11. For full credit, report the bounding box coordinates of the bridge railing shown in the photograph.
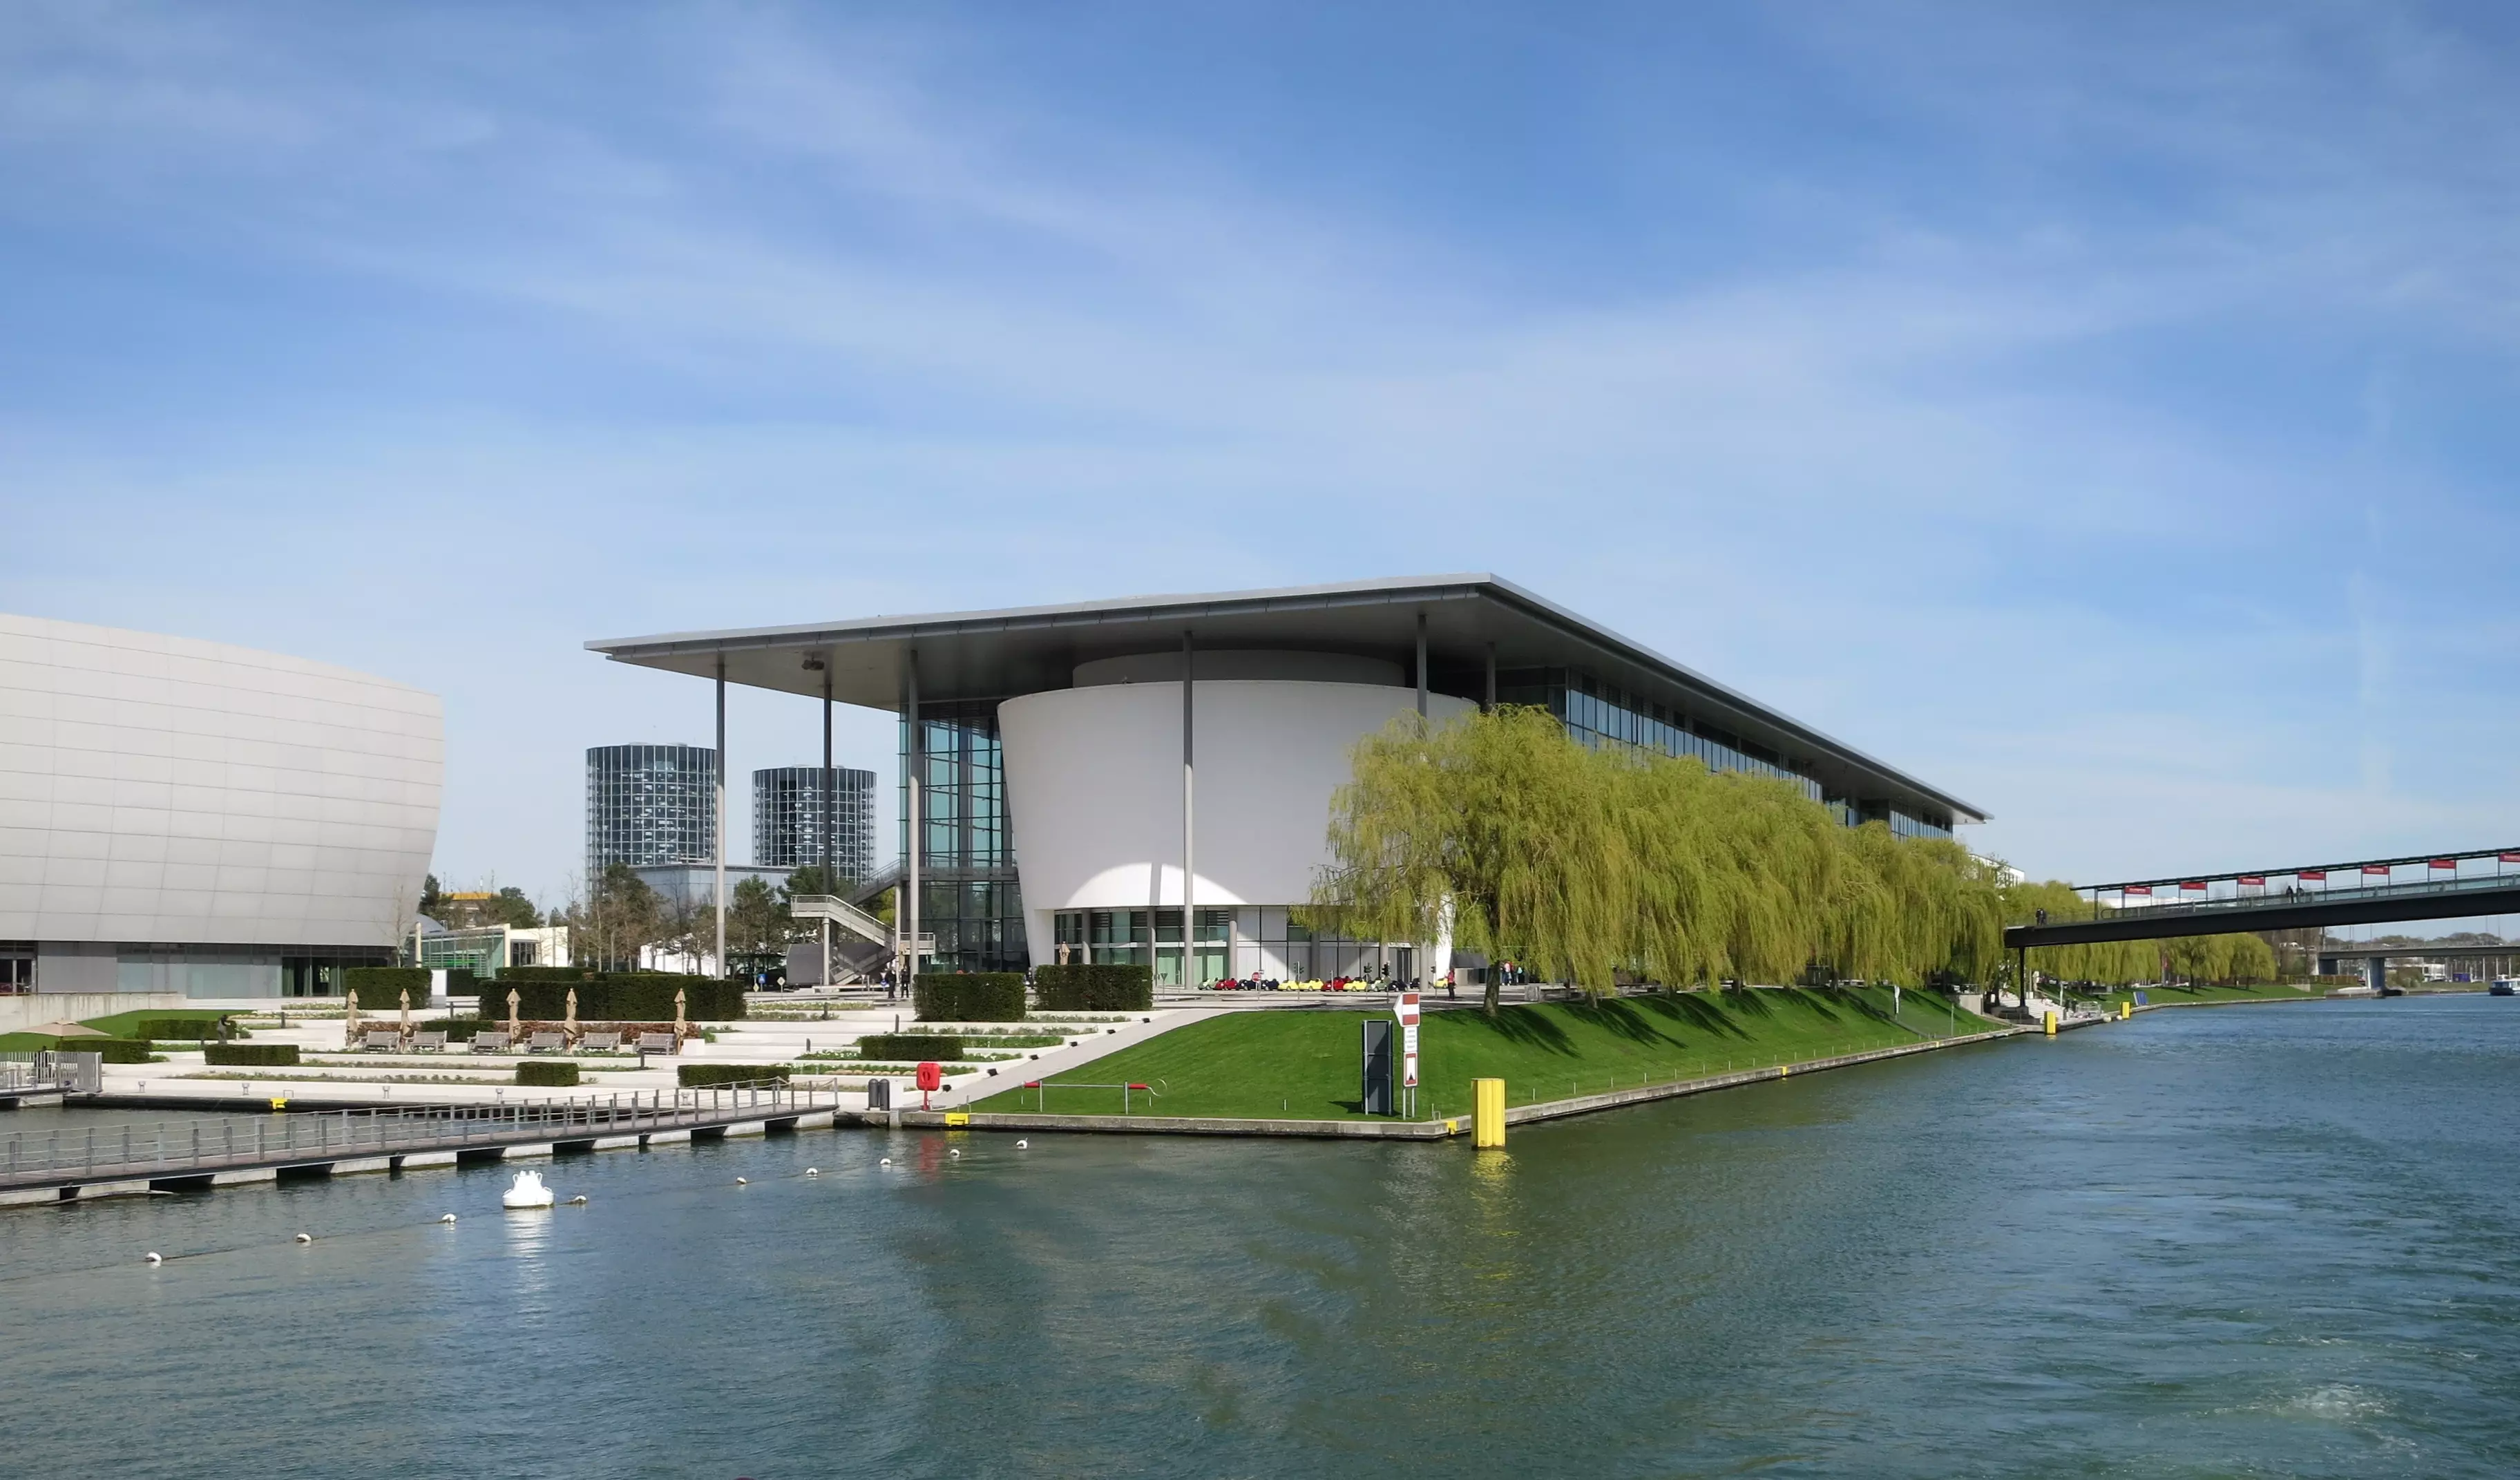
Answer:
[0,1079,837,1187]
[2041,869,2520,926]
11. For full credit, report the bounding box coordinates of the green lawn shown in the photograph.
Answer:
[2083,982,2327,1011]
[968,987,2009,1122]
[78,1007,238,1038]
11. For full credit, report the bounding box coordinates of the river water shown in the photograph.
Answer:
[3,995,2514,1478]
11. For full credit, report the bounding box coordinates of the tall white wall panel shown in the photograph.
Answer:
[999,680,1473,967]
[0,616,443,949]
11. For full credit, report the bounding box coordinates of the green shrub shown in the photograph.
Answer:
[515,1061,580,1088]
[490,976,748,1023]
[1033,963,1154,1012]
[417,1018,484,1042]
[206,1043,301,1067]
[857,1034,964,1061]
[345,967,430,1013]
[496,965,593,984]
[913,972,1027,1023]
[131,1017,233,1042]
[678,1063,792,1088]
[61,1038,156,1063]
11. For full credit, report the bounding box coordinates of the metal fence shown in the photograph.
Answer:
[0,1079,834,1188]
[0,1051,102,1096]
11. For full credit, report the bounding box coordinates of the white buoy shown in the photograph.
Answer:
[501,1170,554,1210]
[294,1233,312,1244]
[144,1251,162,1264]
[1016,1139,1029,1149]
[948,1148,961,1159]
[439,1213,457,1224]
[566,1195,587,1205]
[805,1168,819,1176]
[735,1176,749,1186]
[879,1156,892,1166]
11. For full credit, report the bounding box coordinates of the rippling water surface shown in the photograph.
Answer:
[4,995,2516,1477]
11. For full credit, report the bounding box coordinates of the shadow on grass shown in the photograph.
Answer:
[1449,1004,1582,1056]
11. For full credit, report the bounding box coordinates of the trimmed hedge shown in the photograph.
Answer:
[486,976,747,1023]
[417,1018,484,1042]
[59,1038,155,1063]
[345,967,430,1012]
[857,1034,964,1061]
[678,1063,792,1088]
[206,1043,301,1067]
[1033,962,1154,1012]
[496,965,592,983]
[131,1017,233,1042]
[516,1061,580,1088]
[913,972,1027,1023]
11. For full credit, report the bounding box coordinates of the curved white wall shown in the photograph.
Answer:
[0,615,443,958]
[998,679,1473,967]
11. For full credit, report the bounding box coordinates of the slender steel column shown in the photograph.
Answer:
[1182,629,1194,989]
[1416,612,1429,721]
[821,664,834,987]
[904,649,922,990]
[1485,641,1497,712]
[714,658,727,979]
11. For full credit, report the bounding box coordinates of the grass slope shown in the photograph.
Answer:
[2084,982,2327,1011]
[79,1007,236,1038]
[970,987,2008,1122]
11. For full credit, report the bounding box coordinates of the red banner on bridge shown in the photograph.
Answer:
[2236,875,2265,886]
[2362,864,2392,876]
[2502,853,2520,864]
[2181,880,2208,891]
[2123,884,2151,896]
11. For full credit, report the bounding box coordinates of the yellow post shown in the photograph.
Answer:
[2121,1000,2132,1021]
[2043,1009,2058,1036]
[1473,1077,1506,1148]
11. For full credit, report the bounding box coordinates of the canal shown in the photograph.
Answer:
[2,994,2514,1477]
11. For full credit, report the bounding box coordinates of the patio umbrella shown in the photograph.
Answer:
[399,987,412,1042]
[564,986,578,1045]
[506,987,522,1040]
[30,1021,106,1038]
[674,986,687,1043]
[345,992,363,1046]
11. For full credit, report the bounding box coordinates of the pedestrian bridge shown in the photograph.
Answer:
[0,1081,843,1205]
[2004,845,2520,950]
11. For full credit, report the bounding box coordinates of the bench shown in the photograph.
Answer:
[525,1032,566,1054]
[637,1032,679,1056]
[361,1029,402,1052]
[411,1031,448,1052]
[470,1030,513,1053]
[576,1031,622,1053]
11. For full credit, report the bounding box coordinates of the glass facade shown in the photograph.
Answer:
[1493,667,1954,837]
[753,765,877,882]
[586,743,718,879]
[1050,907,1413,987]
[902,701,1027,974]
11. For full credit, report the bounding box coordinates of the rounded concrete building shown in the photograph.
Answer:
[0,614,442,1017]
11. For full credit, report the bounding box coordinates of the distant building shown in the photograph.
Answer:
[632,863,792,913]
[753,766,877,882]
[410,920,571,979]
[586,744,716,880]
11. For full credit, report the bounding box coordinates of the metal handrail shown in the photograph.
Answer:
[2041,870,2520,925]
[0,1079,835,1187]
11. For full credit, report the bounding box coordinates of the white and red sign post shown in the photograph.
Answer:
[1397,990,1421,1119]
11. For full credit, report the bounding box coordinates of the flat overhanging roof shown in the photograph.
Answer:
[588,573,1986,825]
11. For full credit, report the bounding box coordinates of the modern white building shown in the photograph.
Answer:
[589,576,1985,986]
[0,614,442,1004]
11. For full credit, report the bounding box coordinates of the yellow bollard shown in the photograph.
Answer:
[2043,1009,2058,1036]
[1473,1077,1506,1148]
[2121,1000,2132,1021]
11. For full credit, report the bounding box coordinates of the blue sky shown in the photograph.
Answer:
[4,1,2517,912]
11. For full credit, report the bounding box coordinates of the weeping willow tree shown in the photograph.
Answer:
[1316,707,2011,1009]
